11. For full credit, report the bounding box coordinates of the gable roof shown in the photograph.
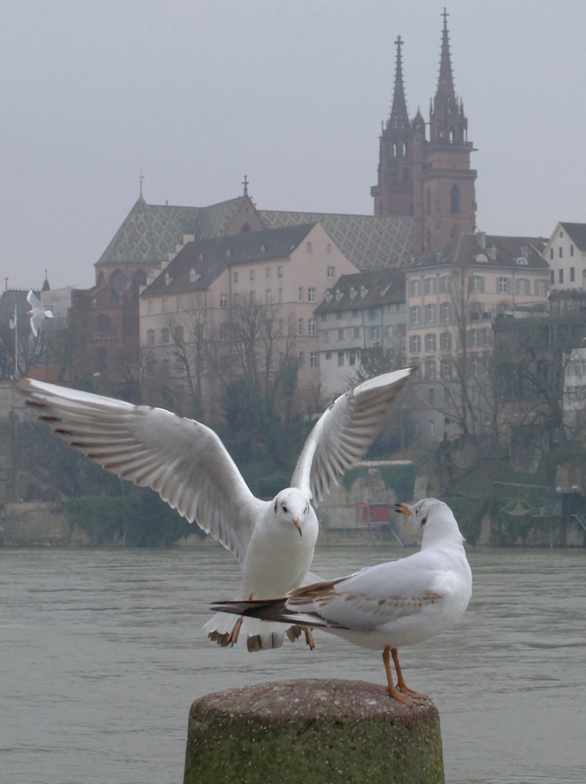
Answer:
[559,222,586,252]
[314,268,405,314]
[410,233,548,271]
[96,195,263,267]
[141,223,316,297]
[260,210,413,270]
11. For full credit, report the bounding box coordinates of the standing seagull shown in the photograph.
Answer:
[26,290,54,337]
[212,498,472,700]
[17,366,415,650]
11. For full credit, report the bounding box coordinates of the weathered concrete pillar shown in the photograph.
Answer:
[184,678,444,784]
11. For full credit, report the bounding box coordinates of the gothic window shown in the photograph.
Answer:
[96,314,112,334]
[111,270,126,304]
[450,185,460,215]
[95,347,107,371]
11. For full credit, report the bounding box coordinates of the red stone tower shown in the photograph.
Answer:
[372,10,477,255]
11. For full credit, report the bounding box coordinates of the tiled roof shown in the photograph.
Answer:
[260,210,413,270]
[315,268,405,314]
[411,233,549,271]
[96,197,244,265]
[560,223,586,252]
[96,194,414,273]
[142,223,316,297]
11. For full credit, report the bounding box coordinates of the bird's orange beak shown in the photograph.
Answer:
[293,519,303,537]
[395,503,412,516]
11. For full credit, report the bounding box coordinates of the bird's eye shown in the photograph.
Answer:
[421,516,427,526]
[282,504,288,513]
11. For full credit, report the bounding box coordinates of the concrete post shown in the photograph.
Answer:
[184,678,444,784]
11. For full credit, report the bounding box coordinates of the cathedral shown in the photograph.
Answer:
[371,11,477,255]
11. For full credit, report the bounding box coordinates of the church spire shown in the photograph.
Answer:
[388,36,410,132]
[435,8,457,109]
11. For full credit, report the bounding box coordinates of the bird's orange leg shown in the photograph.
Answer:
[303,627,315,650]
[391,648,429,701]
[382,646,416,705]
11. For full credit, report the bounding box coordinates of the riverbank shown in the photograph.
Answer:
[1,500,585,548]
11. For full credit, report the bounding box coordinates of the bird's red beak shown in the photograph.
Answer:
[293,519,303,537]
[395,503,412,516]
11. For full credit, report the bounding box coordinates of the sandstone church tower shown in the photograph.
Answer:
[371,10,477,255]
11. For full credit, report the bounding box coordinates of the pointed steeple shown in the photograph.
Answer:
[435,8,457,109]
[387,36,410,132]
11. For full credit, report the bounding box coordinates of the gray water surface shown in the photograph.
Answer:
[1,546,585,784]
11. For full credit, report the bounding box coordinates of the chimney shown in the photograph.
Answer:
[477,232,486,249]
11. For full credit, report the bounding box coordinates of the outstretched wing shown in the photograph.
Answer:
[27,290,42,310]
[17,378,258,563]
[291,367,416,501]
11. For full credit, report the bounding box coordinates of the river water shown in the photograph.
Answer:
[1,545,585,784]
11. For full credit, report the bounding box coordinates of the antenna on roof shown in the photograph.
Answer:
[139,169,145,199]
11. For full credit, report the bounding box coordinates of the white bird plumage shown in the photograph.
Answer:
[27,290,54,337]
[17,366,415,651]
[213,498,472,702]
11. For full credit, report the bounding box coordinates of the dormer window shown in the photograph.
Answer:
[349,287,358,299]
[475,254,488,263]
[360,286,368,298]
[199,254,204,261]
[515,257,528,265]
[335,289,343,301]
[226,249,231,257]
[260,245,266,254]
[325,291,333,303]
[189,269,197,283]
[165,272,171,286]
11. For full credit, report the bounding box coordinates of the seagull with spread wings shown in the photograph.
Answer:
[17,366,415,651]
[213,498,472,702]
[26,290,54,337]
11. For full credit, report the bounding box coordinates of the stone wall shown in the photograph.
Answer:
[0,501,72,546]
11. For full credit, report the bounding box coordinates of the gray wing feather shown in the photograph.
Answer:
[17,378,257,563]
[291,367,416,500]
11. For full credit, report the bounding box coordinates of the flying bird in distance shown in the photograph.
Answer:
[18,367,416,651]
[212,498,472,703]
[27,290,54,337]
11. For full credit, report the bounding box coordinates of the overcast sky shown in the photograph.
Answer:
[1,0,585,290]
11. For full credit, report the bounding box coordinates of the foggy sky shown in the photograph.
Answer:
[1,0,585,291]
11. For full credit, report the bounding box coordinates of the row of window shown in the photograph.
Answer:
[549,245,574,259]
[146,326,185,346]
[319,303,405,321]
[409,328,491,354]
[409,276,548,298]
[298,318,316,335]
[324,350,358,368]
[415,355,488,380]
[410,303,450,324]
[551,268,580,285]
[321,324,405,342]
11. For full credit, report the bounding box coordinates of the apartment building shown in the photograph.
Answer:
[314,268,406,398]
[139,222,358,419]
